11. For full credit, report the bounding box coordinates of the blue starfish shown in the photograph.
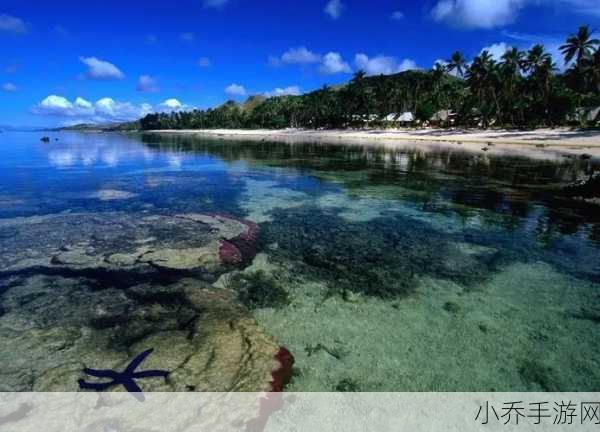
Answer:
[78,349,169,400]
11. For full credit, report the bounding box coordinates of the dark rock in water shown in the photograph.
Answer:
[562,172,600,202]
[40,136,50,143]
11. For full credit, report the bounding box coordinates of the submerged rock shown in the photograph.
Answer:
[0,276,281,392]
[0,211,284,392]
[0,212,260,277]
[562,172,600,204]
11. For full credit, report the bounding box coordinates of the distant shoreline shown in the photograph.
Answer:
[145,127,600,159]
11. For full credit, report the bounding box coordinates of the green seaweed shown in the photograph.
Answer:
[518,360,560,392]
[443,301,461,314]
[228,270,289,309]
[263,206,503,300]
[334,378,360,392]
[305,342,348,360]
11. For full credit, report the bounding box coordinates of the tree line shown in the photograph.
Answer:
[140,26,600,131]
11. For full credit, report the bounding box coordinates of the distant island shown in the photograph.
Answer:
[61,26,599,134]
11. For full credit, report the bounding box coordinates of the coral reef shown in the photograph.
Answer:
[0,212,260,278]
[0,211,283,392]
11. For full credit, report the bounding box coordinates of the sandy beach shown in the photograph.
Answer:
[149,127,600,160]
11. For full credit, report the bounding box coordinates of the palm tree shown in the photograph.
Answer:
[431,63,448,108]
[467,51,500,126]
[580,47,600,92]
[446,51,468,78]
[500,47,525,78]
[525,45,556,125]
[525,44,552,74]
[499,47,525,125]
[560,25,599,66]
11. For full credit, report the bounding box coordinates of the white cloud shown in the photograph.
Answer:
[398,59,418,71]
[481,42,510,61]
[264,86,301,97]
[0,14,28,34]
[198,57,212,68]
[180,32,195,43]
[325,0,344,19]
[32,95,189,123]
[320,52,351,74]
[204,0,229,7]
[225,83,247,97]
[431,0,526,29]
[137,75,160,93]
[279,47,321,65]
[74,97,93,109]
[1,82,18,92]
[355,54,417,76]
[79,57,125,80]
[159,98,184,110]
[431,0,600,29]
[390,11,405,20]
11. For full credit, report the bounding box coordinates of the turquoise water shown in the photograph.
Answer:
[0,131,599,391]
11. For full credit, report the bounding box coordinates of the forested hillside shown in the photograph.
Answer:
[135,26,599,130]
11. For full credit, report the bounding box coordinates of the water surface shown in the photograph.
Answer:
[1,131,599,392]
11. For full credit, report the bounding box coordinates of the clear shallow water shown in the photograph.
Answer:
[0,131,599,391]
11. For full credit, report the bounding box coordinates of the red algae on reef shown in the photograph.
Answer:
[217,215,260,265]
[245,347,295,432]
[219,240,244,265]
[270,346,295,392]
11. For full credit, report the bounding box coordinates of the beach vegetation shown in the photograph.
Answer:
[139,26,600,131]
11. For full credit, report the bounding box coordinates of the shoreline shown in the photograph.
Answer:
[146,127,600,160]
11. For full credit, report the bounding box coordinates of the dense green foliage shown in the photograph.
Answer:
[140,26,600,131]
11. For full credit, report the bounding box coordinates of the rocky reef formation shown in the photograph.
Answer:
[0,212,259,278]
[0,212,290,392]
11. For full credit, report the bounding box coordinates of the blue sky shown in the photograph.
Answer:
[1,0,599,127]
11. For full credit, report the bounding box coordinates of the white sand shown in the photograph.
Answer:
[149,127,600,159]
